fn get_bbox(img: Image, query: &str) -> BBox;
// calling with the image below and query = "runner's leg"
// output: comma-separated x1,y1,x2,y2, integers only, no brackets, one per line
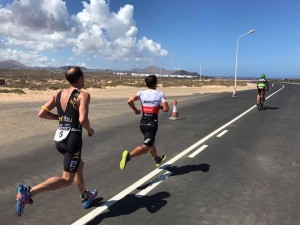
30,172,75,196
256,93,260,105
130,145,149,158
262,90,266,102
74,160,85,195
149,144,158,159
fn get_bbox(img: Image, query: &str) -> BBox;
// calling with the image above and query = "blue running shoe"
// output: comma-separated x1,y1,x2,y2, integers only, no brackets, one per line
15,184,33,216
81,189,97,209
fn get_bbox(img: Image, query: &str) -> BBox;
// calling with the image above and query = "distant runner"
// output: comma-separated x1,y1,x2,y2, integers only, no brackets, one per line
120,75,169,169
256,73,269,110
15,67,97,216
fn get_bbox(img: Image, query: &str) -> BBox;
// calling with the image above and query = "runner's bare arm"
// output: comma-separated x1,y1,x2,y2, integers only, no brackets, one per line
78,91,94,136
160,102,169,112
38,94,59,120
128,95,141,114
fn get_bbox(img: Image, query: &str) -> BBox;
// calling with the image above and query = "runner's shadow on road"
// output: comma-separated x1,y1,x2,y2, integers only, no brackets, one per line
86,191,170,225
166,163,210,176
137,164,210,190
89,197,104,207
262,106,280,110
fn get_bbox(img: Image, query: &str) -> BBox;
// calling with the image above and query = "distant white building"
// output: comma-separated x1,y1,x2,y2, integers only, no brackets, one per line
130,73,197,79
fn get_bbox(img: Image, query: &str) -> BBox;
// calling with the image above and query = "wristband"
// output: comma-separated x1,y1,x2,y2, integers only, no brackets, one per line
41,106,50,112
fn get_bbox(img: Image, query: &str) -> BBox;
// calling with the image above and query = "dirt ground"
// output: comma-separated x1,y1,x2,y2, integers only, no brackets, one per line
0,83,256,146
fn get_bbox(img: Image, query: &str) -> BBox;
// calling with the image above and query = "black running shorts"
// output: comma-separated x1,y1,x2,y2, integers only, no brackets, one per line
55,131,82,173
257,86,266,94
140,119,158,147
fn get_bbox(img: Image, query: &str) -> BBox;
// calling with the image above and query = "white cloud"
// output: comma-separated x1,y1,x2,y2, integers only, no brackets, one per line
0,0,69,33
0,48,52,66
138,37,168,57
0,0,168,67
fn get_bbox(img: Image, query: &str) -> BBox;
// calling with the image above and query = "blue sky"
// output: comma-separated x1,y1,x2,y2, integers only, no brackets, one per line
0,0,299,78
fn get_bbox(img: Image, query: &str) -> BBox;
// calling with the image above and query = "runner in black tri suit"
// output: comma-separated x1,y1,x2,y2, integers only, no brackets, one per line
15,67,97,216
120,75,169,170
55,88,84,173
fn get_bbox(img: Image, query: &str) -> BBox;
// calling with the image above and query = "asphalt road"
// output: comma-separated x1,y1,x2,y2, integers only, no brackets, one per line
1,83,299,225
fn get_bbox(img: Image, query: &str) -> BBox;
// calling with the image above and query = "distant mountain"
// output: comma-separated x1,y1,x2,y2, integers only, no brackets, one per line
0,60,27,69
131,66,176,75
59,66,88,71
131,66,204,77
173,70,194,75
172,69,207,78
0,60,202,77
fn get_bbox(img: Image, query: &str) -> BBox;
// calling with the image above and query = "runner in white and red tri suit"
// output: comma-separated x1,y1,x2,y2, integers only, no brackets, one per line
120,75,169,170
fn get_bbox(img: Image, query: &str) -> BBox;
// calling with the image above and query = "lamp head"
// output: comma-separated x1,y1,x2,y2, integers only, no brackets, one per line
248,29,255,34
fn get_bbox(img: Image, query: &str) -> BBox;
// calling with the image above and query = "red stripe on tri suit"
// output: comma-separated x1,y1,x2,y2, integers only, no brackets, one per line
142,105,160,114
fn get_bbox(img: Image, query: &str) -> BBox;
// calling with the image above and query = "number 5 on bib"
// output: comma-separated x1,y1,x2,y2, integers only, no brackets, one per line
54,127,71,141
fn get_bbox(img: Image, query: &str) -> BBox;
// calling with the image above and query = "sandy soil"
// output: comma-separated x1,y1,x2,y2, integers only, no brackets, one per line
0,84,256,146
0,84,256,102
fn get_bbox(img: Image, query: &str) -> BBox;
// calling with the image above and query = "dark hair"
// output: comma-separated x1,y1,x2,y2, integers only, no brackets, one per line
145,75,157,88
65,66,83,84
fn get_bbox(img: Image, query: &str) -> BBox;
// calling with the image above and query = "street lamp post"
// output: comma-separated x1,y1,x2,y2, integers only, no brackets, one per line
160,66,161,81
233,29,255,96
199,59,202,80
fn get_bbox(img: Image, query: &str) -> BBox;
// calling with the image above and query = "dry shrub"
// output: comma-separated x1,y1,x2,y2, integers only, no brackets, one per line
0,88,25,94
2,72,250,92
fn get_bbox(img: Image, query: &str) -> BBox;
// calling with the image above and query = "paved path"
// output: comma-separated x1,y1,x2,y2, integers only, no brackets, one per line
1,83,299,225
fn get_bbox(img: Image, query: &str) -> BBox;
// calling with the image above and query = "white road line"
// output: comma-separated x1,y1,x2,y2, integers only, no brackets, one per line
188,145,208,158
216,130,228,137
72,85,285,225
71,166,169,225
135,171,172,198
266,84,285,99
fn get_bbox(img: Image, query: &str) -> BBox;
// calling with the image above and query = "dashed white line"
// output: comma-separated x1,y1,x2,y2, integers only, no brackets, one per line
188,145,208,158
71,166,168,225
216,130,228,137
135,172,172,198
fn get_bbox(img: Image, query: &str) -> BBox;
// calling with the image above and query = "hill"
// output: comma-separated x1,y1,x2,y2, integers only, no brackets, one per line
131,66,201,77
131,66,176,75
0,60,201,77
172,69,212,78
0,60,27,69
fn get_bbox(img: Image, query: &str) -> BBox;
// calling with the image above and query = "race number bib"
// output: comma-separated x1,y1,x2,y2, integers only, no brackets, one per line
54,127,71,141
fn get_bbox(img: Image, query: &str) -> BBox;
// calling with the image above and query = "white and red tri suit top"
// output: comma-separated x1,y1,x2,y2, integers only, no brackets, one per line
136,89,167,119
